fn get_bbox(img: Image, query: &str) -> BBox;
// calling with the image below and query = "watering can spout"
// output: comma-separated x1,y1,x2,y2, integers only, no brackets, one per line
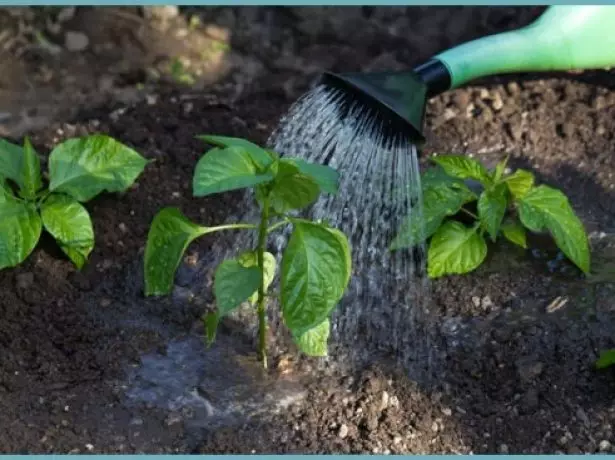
319,5,615,144
320,60,452,144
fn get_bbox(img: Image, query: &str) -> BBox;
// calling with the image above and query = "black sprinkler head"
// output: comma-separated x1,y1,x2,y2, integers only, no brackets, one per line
319,60,452,146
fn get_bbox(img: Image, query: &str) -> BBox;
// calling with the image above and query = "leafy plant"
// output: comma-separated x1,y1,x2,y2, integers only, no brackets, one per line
143,135,352,368
391,155,590,278
596,349,615,370
0,134,148,270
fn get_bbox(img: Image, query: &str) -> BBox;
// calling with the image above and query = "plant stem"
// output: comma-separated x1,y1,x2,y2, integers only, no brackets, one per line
204,223,257,234
267,219,289,233
460,207,479,220
256,199,270,369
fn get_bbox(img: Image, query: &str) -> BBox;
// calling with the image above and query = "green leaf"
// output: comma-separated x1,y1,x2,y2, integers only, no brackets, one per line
0,193,42,270
283,158,339,194
477,184,507,241
504,169,534,200
203,312,219,347
214,259,262,314
518,185,590,273
193,146,274,197
40,194,94,269
427,221,487,278
0,138,43,198
281,221,351,335
501,219,527,249
431,155,492,186
390,168,476,250
493,155,509,182
293,318,330,357
196,135,273,171
595,349,615,370
325,228,352,287
268,161,320,213
144,208,208,296
237,250,277,305
0,177,10,197
48,134,148,202
0,139,25,188
18,138,43,199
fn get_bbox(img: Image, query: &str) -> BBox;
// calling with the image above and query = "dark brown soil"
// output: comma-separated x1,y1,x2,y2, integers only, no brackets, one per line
1,6,615,454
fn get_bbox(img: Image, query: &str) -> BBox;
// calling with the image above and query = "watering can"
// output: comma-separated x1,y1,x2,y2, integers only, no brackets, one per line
321,5,615,143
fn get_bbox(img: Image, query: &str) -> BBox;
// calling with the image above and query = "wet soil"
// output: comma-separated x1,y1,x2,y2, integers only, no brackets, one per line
1,6,615,454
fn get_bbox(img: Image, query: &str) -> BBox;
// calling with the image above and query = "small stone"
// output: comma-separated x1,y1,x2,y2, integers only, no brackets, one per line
599,440,611,452
558,436,568,446
338,424,349,439
143,6,179,21
364,415,379,432
431,421,439,432
506,82,520,95
64,31,89,52
165,412,182,426
471,296,481,308
492,93,504,111
516,358,544,383
499,444,509,454
393,435,402,445
481,296,494,309
379,391,390,411
100,298,111,308
57,7,76,22
441,407,452,416
85,444,94,451
443,108,457,121
118,223,128,233
465,102,476,118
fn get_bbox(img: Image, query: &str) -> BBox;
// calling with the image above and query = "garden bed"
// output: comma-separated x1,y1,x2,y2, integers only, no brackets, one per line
1,6,615,454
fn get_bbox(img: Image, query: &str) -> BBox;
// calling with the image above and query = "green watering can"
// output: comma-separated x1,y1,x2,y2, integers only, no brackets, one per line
321,5,615,143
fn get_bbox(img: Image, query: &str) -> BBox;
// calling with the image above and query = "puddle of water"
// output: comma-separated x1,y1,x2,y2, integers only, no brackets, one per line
123,334,306,430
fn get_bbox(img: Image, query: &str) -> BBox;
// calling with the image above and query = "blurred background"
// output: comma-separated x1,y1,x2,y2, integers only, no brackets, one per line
0,6,544,138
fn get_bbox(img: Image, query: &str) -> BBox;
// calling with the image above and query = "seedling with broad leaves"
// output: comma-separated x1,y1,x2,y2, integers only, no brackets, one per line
595,349,615,370
0,135,148,270
143,136,352,368
391,155,590,278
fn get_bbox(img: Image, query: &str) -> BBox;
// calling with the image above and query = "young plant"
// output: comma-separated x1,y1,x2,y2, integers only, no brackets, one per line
143,136,351,368
391,155,590,278
596,349,615,370
0,134,148,270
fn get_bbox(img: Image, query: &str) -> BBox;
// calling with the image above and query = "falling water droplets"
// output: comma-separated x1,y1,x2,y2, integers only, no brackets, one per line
266,84,438,382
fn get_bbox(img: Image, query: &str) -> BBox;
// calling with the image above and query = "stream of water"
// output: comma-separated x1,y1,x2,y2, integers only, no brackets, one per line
267,84,437,380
